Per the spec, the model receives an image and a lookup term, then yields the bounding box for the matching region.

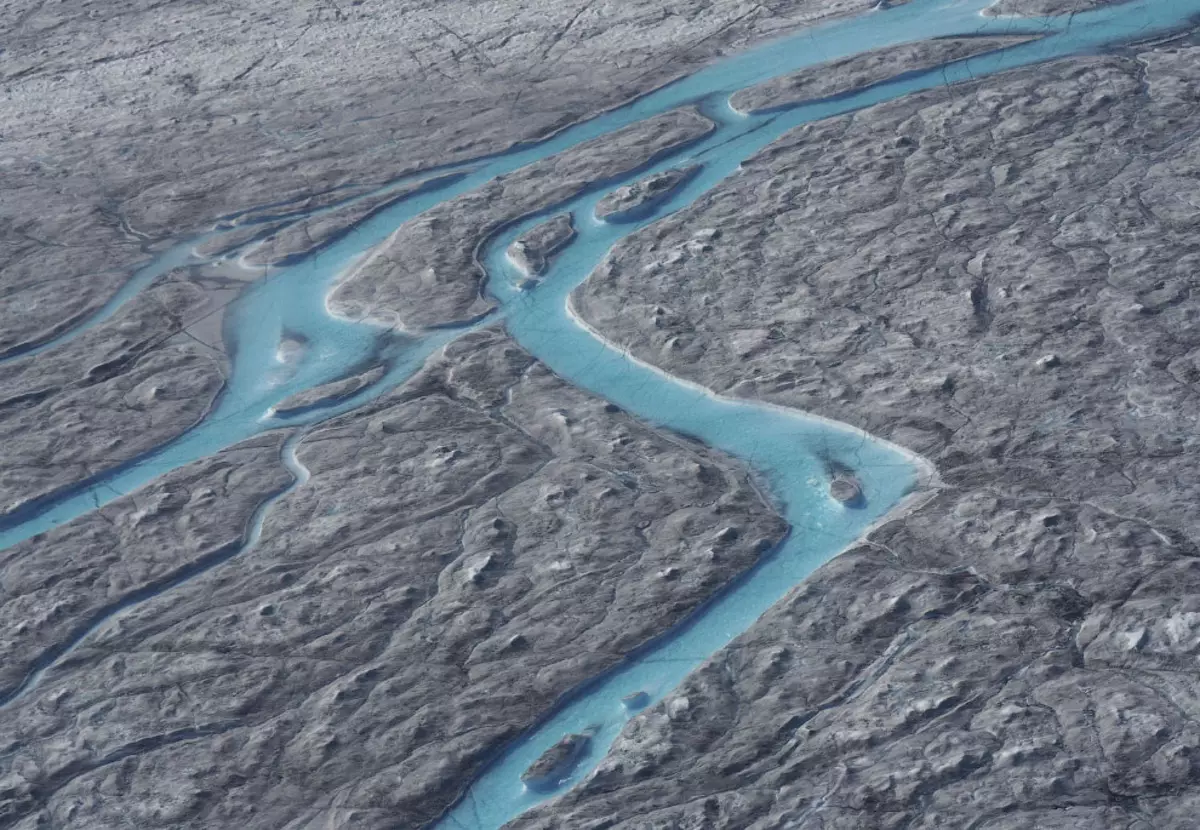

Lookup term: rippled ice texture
[2,0,1197,826]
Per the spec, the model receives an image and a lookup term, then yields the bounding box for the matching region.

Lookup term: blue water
[1,0,1196,825]
[0,242,200,362]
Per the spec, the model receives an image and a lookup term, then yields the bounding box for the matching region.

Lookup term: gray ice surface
[4,1,1200,828]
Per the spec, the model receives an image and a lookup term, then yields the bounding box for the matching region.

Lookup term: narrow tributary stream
[2,0,1197,826]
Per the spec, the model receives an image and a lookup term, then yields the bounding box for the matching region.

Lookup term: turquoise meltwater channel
[0,0,1197,825]
[434,0,1200,825]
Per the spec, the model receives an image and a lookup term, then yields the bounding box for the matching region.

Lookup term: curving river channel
[3,0,1199,826]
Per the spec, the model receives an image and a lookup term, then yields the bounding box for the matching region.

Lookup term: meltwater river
[3,0,1198,826]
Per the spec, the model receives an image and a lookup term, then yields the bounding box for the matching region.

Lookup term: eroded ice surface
[2,0,1197,827]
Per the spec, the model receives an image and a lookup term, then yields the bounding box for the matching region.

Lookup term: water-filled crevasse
[0,431,312,709]
[0,0,1196,825]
